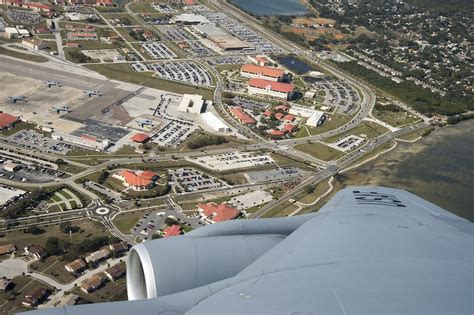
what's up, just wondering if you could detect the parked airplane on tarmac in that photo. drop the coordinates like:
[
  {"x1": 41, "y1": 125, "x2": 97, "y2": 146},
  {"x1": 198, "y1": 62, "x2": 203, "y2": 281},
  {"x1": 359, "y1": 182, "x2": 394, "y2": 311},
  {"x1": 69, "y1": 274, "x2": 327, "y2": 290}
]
[{"x1": 7, "y1": 96, "x2": 27, "y2": 103}]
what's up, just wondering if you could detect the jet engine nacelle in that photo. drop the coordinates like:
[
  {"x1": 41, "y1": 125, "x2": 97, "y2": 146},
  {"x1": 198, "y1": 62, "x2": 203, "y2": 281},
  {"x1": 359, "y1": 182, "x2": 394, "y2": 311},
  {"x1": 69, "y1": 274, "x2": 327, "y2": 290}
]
[{"x1": 127, "y1": 234, "x2": 286, "y2": 300}]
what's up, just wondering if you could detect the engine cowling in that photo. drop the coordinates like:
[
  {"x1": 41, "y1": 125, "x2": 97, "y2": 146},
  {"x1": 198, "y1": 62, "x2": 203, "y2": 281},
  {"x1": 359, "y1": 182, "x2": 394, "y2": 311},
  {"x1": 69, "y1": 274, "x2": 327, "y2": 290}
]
[{"x1": 127, "y1": 234, "x2": 285, "y2": 300}]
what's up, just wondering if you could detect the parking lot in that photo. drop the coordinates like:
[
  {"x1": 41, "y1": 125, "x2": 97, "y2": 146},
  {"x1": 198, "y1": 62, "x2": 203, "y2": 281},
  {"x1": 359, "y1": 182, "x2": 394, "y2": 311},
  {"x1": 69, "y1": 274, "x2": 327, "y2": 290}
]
[
  {"x1": 6, "y1": 130, "x2": 71, "y2": 155},
  {"x1": 245, "y1": 167, "x2": 309, "y2": 184},
  {"x1": 158, "y1": 26, "x2": 214, "y2": 57},
  {"x1": 148, "y1": 61, "x2": 212, "y2": 86},
  {"x1": 188, "y1": 152, "x2": 275, "y2": 171},
  {"x1": 231, "y1": 96, "x2": 271, "y2": 111},
  {"x1": 228, "y1": 190, "x2": 273, "y2": 211},
  {"x1": 0, "y1": 152, "x2": 63, "y2": 183},
  {"x1": 329, "y1": 134, "x2": 366, "y2": 152},
  {"x1": 169, "y1": 168, "x2": 228, "y2": 193},
  {"x1": 306, "y1": 77, "x2": 360, "y2": 115},
  {"x1": 8, "y1": 9, "x2": 41, "y2": 24},
  {"x1": 151, "y1": 120, "x2": 197, "y2": 148},
  {"x1": 0, "y1": 185, "x2": 26, "y2": 207},
  {"x1": 141, "y1": 42, "x2": 177, "y2": 59},
  {"x1": 191, "y1": 5, "x2": 282, "y2": 54},
  {"x1": 129, "y1": 208, "x2": 204, "y2": 241}
]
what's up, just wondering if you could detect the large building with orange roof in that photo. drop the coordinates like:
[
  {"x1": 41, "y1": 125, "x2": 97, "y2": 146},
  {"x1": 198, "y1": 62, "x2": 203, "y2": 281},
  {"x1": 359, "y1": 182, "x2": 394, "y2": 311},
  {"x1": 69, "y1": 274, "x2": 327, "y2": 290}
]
[
  {"x1": 229, "y1": 107, "x2": 256, "y2": 125},
  {"x1": 247, "y1": 78, "x2": 295, "y2": 100},
  {"x1": 240, "y1": 64, "x2": 285, "y2": 82},
  {"x1": 197, "y1": 202, "x2": 240, "y2": 223},
  {"x1": 113, "y1": 170, "x2": 158, "y2": 191}
]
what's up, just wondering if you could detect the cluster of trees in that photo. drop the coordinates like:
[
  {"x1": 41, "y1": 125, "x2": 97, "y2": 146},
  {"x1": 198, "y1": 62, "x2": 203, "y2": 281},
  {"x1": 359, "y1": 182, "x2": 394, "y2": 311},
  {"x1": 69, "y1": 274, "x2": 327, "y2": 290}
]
[
  {"x1": 129, "y1": 30, "x2": 145, "y2": 41},
  {"x1": 187, "y1": 134, "x2": 228, "y2": 150},
  {"x1": 336, "y1": 61, "x2": 472, "y2": 116},
  {"x1": 67, "y1": 49, "x2": 92, "y2": 63},
  {"x1": 98, "y1": 170, "x2": 109, "y2": 185},
  {"x1": 59, "y1": 222, "x2": 80, "y2": 234},
  {"x1": 45, "y1": 235, "x2": 120, "y2": 261},
  {"x1": 24, "y1": 225, "x2": 45, "y2": 235},
  {"x1": 374, "y1": 103, "x2": 403, "y2": 113}
]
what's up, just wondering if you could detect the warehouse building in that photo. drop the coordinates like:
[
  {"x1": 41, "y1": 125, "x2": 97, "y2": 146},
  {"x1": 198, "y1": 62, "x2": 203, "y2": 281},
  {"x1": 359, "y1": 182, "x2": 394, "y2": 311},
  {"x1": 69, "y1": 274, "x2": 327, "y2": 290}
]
[
  {"x1": 171, "y1": 13, "x2": 210, "y2": 25},
  {"x1": 201, "y1": 112, "x2": 231, "y2": 133},
  {"x1": 178, "y1": 94, "x2": 206, "y2": 114},
  {"x1": 52, "y1": 133, "x2": 110, "y2": 151},
  {"x1": 240, "y1": 64, "x2": 285, "y2": 82},
  {"x1": 247, "y1": 78, "x2": 295, "y2": 100},
  {"x1": 66, "y1": 32, "x2": 97, "y2": 40}
]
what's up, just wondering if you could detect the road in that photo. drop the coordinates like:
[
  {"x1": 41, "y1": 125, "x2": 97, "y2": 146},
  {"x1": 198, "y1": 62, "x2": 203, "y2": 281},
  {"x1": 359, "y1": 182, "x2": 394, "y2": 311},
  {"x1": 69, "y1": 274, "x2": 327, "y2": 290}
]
[{"x1": 250, "y1": 122, "x2": 428, "y2": 218}]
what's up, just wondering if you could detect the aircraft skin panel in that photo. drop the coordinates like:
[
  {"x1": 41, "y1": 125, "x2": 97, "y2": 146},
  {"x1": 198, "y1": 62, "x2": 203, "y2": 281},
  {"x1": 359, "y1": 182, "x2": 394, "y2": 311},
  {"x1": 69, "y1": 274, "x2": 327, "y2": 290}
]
[{"x1": 21, "y1": 186, "x2": 473, "y2": 315}]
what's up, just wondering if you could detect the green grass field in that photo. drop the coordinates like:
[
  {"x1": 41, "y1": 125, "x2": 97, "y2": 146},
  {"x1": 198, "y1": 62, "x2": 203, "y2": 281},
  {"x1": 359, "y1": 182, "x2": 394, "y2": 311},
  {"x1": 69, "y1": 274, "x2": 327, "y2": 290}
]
[
  {"x1": 0, "y1": 47, "x2": 49, "y2": 62},
  {"x1": 294, "y1": 142, "x2": 345, "y2": 161}
]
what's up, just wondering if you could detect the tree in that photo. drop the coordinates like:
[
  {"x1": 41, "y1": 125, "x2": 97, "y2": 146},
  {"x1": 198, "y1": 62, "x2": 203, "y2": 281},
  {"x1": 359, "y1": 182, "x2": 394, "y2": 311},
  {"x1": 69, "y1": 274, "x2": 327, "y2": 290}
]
[
  {"x1": 304, "y1": 185, "x2": 315, "y2": 195},
  {"x1": 45, "y1": 237, "x2": 61, "y2": 256},
  {"x1": 59, "y1": 222, "x2": 79, "y2": 234},
  {"x1": 24, "y1": 225, "x2": 44, "y2": 235},
  {"x1": 164, "y1": 217, "x2": 178, "y2": 226}
]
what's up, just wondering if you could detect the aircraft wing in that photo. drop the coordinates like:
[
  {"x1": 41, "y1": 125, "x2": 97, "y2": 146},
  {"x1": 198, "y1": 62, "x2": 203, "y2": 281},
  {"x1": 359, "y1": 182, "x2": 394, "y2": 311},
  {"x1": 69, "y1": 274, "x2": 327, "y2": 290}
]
[{"x1": 23, "y1": 186, "x2": 473, "y2": 315}]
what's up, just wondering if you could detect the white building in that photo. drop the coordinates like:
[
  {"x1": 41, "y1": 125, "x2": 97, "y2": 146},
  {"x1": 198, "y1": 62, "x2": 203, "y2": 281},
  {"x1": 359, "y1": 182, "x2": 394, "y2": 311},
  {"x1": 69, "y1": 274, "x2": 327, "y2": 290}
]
[
  {"x1": 171, "y1": 14, "x2": 210, "y2": 25},
  {"x1": 178, "y1": 94, "x2": 205, "y2": 114},
  {"x1": 288, "y1": 105, "x2": 326, "y2": 127},
  {"x1": 306, "y1": 111, "x2": 326, "y2": 127},
  {"x1": 201, "y1": 112, "x2": 231, "y2": 133},
  {"x1": 288, "y1": 105, "x2": 318, "y2": 118},
  {"x1": 52, "y1": 133, "x2": 110, "y2": 151}
]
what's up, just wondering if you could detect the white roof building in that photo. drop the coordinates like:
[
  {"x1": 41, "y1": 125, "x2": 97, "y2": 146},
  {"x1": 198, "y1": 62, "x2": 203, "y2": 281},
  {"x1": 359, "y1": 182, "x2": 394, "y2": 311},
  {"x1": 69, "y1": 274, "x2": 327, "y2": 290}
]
[
  {"x1": 171, "y1": 14, "x2": 210, "y2": 25},
  {"x1": 201, "y1": 112, "x2": 231, "y2": 133},
  {"x1": 289, "y1": 104, "x2": 318, "y2": 118},
  {"x1": 178, "y1": 94, "x2": 205, "y2": 114},
  {"x1": 306, "y1": 111, "x2": 326, "y2": 127}
]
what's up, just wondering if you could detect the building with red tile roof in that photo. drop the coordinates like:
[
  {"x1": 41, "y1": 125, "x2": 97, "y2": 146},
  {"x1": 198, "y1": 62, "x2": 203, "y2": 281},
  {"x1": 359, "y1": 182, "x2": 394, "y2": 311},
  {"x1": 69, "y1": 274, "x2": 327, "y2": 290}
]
[
  {"x1": 248, "y1": 78, "x2": 295, "y2": 100},
  {"x1": 283, "y1": 124, "x2": 297, "y2": 133},
  {"x1": 275, "y1": 112, "x2": 285, "y2": 120},
  {"x1": 197, "y1": 202, "x2": 240, "y2": 223},
  {"x1": 163, "y1": 225, "x2": 181, "y2": 237},
  {"x1": 0, "y1": 113, "x2": 19, "y2": 130},
  {"x1": 96, "y1": 0, "x2": 114, "y2": 6},
  {"x1": 268, "y1": 129, "x2": 286, "y2": 137},
  {"x1": 113, "y1": 170, "x2": 158, "y2": 191},
  {"x1": 275, "y1": 105, "x2": 289, "y2": 112},
  {"x1": 263, "y1": 110, "x2": 273, "y2": 118},
  {"x1": 130, "y1": 133, "x2": 150, "y2": 143},
  {"x1": 240, "y1": 64, "x2": 285, "y2": 82},
  {"x1": 229, "y1": 107, "x2": 256, "y2": 125},
  {"x1": 283, "y1": 114, "x2": 296, "y2": 123},
  {"x1": 25, "y1": 2, "x2": 52, "y2": 12}
]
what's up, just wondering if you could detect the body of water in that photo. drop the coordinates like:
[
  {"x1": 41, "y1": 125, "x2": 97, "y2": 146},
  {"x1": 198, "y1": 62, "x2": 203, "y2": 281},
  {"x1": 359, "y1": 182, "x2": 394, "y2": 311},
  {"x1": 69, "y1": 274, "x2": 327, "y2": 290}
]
[
  {"x1": 335, "y1": 121, "x2": 474, "y2": 221},
  {"x1": 275, "y1": 55, "x2": 314, "y2": 74},
  {"x1": 230, "y1": 0, "x2": 309, "y2": 16}
]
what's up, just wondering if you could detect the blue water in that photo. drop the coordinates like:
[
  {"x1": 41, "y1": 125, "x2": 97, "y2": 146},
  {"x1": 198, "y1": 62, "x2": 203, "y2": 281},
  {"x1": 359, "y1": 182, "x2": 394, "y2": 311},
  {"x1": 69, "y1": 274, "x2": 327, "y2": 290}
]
[
  {"x1": 230, "y1": 0, "x2": 309, "y2": 16},
  {"x1": 276, "y1": 55, "x2": 314, "y2": 74}
]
